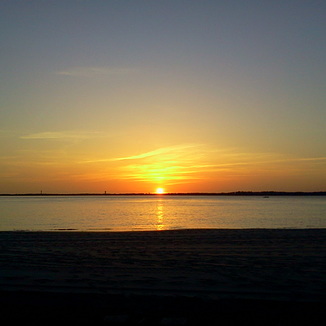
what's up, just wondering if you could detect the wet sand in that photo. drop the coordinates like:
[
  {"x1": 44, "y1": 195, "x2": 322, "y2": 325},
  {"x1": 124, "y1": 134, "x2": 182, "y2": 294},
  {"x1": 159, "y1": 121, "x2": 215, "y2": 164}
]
[{"x1": 1, "y1": 229, "x2": 325, "y2": 324}]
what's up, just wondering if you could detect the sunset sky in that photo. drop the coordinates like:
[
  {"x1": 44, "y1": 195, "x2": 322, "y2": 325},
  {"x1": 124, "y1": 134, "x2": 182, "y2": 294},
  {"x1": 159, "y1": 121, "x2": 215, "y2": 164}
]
[{"x1": 1, "y1": 0, "x2": 326, "y2": 194}]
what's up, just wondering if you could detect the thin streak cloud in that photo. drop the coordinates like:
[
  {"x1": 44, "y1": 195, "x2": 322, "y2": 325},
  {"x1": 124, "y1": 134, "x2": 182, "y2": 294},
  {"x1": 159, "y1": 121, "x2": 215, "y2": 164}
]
[
  {"x1": 82, "y1": 144, "x2": 201, "y2": 163},
  {"x1": 114, "y1": 151, "x2": 326, "y2": 183},
  {"x1": 20, "y1": 131, "x2": 103, "y2": 140},
  {"x1": 55, "y1": 66, "x2": 139, "y2": 77},
  {"x1": 112, "y1": 144, "x2": 200, "y2": 161}
]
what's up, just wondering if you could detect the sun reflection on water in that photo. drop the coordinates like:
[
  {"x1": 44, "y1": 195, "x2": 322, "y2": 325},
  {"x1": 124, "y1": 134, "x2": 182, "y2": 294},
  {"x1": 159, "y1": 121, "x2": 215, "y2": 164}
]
[{"x1": 156, "y1": 199, "x2": 164, "y2": 230}]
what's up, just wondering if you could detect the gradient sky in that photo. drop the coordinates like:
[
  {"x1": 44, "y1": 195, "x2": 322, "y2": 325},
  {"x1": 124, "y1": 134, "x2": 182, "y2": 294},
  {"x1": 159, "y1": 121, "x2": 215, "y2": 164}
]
[{"x1": 1, "y1": 0, "x2": 326, "y2": 193}]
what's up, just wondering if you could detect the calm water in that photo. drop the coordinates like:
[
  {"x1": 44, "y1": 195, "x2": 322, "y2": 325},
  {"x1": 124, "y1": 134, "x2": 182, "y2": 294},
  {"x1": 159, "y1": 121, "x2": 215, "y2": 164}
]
[{"x1": 0, "y1": 195, "x2": 325, "y2": 231}]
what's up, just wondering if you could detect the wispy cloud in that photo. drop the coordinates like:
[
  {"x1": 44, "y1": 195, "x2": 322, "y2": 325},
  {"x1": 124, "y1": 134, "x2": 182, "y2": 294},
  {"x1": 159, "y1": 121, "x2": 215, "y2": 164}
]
[
  {"x1": 82, "y1": 144, "x2": 201, "y2": 163},
  {"x1": 80, "y1": 143, "x2": 208, "y2": 183},
  {"x1": 112, "y1": 144, "x2": 200, "y2": 161},
  {"x1": 116, "y1": 150, "x2": 326, "y2": 183},
  {"x1": 118, "y1": 163, "x2": 211, "y2": 183},
  {"x1": 20, "y1": 131, "x2": 103, "y2": 140},
  {"x1": 78, "y1": 143, "x2": 326, "y2": 185},
  {"x1": 296, "y1": 157, "x2": 326, "y2": 162},
  {"x1": 55, "y1": 66, "x2": 138, "y2": 77}
]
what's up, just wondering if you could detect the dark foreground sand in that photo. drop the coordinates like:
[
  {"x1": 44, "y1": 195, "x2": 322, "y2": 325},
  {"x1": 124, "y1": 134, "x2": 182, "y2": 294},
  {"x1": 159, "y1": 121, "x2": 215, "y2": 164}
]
[{"x1": 1, "y1": 229, "x2": 325, "y2": 325}]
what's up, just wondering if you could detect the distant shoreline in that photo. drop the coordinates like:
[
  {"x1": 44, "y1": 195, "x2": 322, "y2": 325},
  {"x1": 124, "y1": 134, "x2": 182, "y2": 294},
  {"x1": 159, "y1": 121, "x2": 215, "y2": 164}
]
[{"x1": 1, "y1": 191, "x2": 326, "y2": 196}]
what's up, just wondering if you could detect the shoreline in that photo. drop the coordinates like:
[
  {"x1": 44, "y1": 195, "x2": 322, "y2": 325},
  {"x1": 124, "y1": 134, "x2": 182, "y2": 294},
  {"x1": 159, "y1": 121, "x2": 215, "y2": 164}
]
[
  {"x1": 1, "y1": 229, "x2": 325, "y2": 324},
  {"x1": 1, "y1": 227, "x2": 326, "y2": 233},
  {"x1": 1, "y1": 226, "x2": 326, "y2": 233}
]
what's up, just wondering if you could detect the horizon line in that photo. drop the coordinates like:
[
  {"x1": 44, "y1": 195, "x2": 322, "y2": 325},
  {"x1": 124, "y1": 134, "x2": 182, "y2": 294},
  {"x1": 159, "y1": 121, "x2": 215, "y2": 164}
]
[{"x1": 1, "y1": 191, "x2": 326, "y2": 196}]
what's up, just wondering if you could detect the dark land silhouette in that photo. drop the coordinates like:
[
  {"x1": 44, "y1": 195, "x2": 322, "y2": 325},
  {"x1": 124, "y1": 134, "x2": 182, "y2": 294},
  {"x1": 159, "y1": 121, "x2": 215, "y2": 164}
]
[{"x1": 1, "y1": 191, "x2": 326, "y2": 196}]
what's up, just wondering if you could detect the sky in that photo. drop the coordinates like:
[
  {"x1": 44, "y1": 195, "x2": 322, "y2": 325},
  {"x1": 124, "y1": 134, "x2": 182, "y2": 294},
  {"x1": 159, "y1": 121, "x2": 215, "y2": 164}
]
[{"x1": 1, "y1": 0, "x2": 326, "y2": 194}]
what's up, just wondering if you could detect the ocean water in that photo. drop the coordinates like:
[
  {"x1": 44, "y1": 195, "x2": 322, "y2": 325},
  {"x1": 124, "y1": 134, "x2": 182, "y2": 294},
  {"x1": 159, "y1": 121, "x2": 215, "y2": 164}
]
[{"x1": 0, "y1": 195, "x2": 325, "y2": 231}]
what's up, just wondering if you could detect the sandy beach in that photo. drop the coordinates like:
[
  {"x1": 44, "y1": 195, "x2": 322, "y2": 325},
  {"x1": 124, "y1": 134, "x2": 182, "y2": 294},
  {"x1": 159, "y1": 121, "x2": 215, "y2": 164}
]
[{"x1": 1, "y1": 229, "x2": 325, "y2": 325}]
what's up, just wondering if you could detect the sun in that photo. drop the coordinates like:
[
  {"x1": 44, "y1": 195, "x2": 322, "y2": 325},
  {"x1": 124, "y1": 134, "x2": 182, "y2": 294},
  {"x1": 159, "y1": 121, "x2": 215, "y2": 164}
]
[{"x1": 155, "y1": 187, "x2": 165, "y2": 194}]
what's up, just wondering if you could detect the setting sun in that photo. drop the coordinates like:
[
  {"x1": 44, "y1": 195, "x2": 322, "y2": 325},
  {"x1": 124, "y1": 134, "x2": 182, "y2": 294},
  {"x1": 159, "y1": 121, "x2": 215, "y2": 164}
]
[{"x1": 155, "y1": 188, "x2": 165, "y2": 194}]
